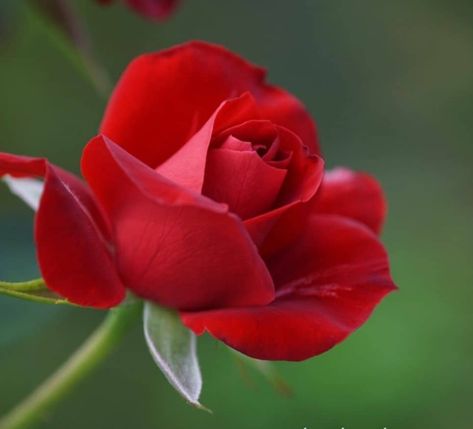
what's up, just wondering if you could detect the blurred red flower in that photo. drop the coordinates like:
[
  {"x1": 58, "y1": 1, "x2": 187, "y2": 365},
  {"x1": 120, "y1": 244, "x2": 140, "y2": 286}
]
[
  {"x1": 0, "y1": 42, "x2": 396, "y2": 361},
  {"x1": 97, "y1": 0, "x2": 179, "y2": 20}
]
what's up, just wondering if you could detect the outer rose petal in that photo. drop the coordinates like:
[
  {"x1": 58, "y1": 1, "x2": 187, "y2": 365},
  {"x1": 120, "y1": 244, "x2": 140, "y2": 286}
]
[
  {"x1": 181, "y1": 216, "x2": 396, "y2": 361},
  {"x1": 100, "y1": 41, "x2": 319, "y2": 168},
  {"x1": 313, "y1": 168, "x2": 387, "y2": 234},
  {"x1": 81, "y1": 136, "x2": 275, "y2": 311},
  {"x1": 0, "y1": 153, "x2": 126, "y2": 308},
  {"x1": 259, "y1": 168, "x2": 386, "y2": 257},
  {"x1": 257, "y1": 201, "x2": 311, "y2": 258},
  {"x1": 0, "y1": 153, "x2": 113, "y2": 241}
]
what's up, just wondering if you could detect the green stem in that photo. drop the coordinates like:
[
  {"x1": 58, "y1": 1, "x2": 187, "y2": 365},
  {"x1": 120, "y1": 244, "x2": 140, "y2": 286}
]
[
  {"x1": 54, "y1": 0, "x2": 113, "y2": 97},
  {"x1": 0, "y1": 279, "x2": 45, "y2": 293},
  {"x1": 27, "y1": 0, "x2": 113, "y2": 98},
  {"x1": 0, "y1": 302, "x2": 142, "y2": 429}
]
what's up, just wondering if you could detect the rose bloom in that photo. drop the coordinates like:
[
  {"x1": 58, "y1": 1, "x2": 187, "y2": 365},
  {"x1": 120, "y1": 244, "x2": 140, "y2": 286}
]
[
  {"x1": 0, "y1": 42, "x2": 396, "y2": 361},
  {"x1": 96, "y1": 0, "x2": 178, "y2": 20}
]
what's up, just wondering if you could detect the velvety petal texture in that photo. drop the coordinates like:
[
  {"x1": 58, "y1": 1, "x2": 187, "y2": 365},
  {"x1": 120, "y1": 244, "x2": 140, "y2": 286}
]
[
  {"x1": 0, "y1": 42, "x2": 395, "y2": 363},
  {"x1": 203, "y1": 143, "x2": 287, "y2": 219},
  {"x1": 182, "y1": 216, "x2": 396, "y2": 361},
  {"x1": 155, "y1": 93, "x2": 324, "y2": 233},
  {"x1": 100, "y1": 41, "x2": 319, "y2": 168},
  {"x1": 81, "y1": 136, "x2": 275, "y2": 311},
  {"x1": 156, "y1": 93, "x2": 260, "y2": 192},
  {"x1": 0, "y1": 153, "x2": 125, "y2": 308}
]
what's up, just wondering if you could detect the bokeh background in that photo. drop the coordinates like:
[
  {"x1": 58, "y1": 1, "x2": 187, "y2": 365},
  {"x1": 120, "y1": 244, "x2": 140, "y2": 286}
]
[{"x1": 1, "y1": 0, "x2": 472, "y2": 428}]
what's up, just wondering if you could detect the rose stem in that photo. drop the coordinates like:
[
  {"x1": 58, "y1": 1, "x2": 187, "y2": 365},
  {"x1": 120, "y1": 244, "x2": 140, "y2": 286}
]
[
  {"x1": 0, "y1": 302, "x2": 142, "y2": 429},
  {"x1": 55, "y1": 0, "x2": 113, "y2": 97},
  {"x1": 29, "y1": 0, "x2": 113, "y2": 98}
]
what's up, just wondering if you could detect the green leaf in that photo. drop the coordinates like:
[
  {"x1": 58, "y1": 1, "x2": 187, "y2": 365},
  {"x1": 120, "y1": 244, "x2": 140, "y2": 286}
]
[
  {"x1": 231, "y1": 349, "x2": 292, "y2": 396},
  {"x1": 143, "y1": 302, "x2": 208, "y2": 411},
  {"x1": 0, "y1": 279, "x2": 75, "y2": 306}
]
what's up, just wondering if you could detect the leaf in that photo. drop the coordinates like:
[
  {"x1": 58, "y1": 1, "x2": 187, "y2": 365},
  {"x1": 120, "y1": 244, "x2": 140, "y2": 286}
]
[
  {"x1": 0, "y1": 279, "x2": 75, "y2": 306},
  {"x1": 143, "y1": 302, "x2": 208, "y2": 410},
  {"x1": 230, "y1": 349, "x2": 292, "y2": 396},
  {"x1": 3, "y1": 175, "x2": 44, "y2": 211}
]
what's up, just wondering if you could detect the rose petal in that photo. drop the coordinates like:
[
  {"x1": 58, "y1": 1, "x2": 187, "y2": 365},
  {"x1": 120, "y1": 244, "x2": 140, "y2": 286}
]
[
  {"x1": 0, "y1": 152, "x2": 125, "y2": 308},
  {"x1": 181, "y1": 215, "x2": 396, "y2": 361},
  {"x1": 81, "y1": 136, "x2": 275, "y2": 311},
  {"x1": 238, "y1": 123, "x2": 324, "y2": 246},
  {"x1": 220, "y1": 136, "x2": 253, "y2": 152},
  {"x1": 100, "y1": 41, "x2": 319, "y2": 168},
  {"x1": 267, "y1": 215, "x2": 393, "y2": 293},
  {"x1": 257, "y1": 201, "x2": 311, "y2": 258},
  {"x1": 313, "y1": 168, "x2": 387, "y2": 234},
  {"x1": 0, "y1": 153, "x2": 112, "y2": 241},
  {"x1": 274, "y1": 127, "x2": 323, "y2": 206},
  {"x1": 156, "y1": 93, "x2": 259, "y2": 193},
  {"x1": 203, "y1": 144, "x2": 287, "y2": 219}
]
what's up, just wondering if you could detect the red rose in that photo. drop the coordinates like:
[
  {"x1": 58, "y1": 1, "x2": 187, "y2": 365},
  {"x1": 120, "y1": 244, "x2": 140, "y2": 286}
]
[
  {"x1": 0, "y1": 41, "x2": 396, "y2": 361},
  {"x1": 97, "y1": 0, "x2": 179, "y2": 20}
]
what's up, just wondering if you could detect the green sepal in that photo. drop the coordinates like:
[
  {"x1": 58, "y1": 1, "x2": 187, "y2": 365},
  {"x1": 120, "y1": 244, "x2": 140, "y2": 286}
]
[{"x1": 0, "y1": 279, "x2": 76, "y2": 306}]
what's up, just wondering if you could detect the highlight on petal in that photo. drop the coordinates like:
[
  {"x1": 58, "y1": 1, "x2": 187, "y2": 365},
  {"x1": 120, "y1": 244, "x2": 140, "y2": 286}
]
[
  {"x1": 313, "y1": 168, "x2": 387, "y2": 234},
  {"x1": 0, "y1": 152, "x2": 126, "y2": 308},
  {"x1": 182, "y1": 215, "x2": 396, "y2": 361},
  {"x1": 100, "y1": 41, "x2": 319, "y2": 168},
  {"x1": 81, "y1": 136, "x2": 275, "y2": 311}
]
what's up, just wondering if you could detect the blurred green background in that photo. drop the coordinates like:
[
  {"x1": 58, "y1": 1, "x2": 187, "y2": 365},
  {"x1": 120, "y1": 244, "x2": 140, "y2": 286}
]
[{"x1": 1, "y1": 0, "x2": 472, "y2": 428}]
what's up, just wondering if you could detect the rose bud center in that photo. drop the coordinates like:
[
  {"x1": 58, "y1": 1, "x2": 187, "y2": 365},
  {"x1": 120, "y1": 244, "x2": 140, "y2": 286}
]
[{"x1": 202, "y1": 120, "x2": 294, "y2": 219}]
